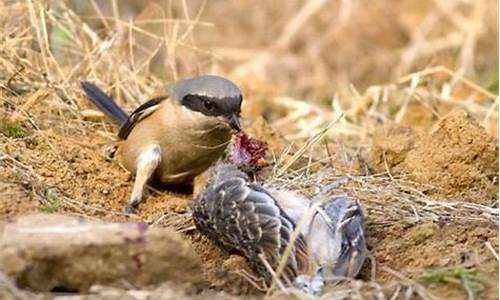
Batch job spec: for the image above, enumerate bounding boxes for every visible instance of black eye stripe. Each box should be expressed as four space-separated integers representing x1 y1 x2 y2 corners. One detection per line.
181 94 242 117
203 99 214 110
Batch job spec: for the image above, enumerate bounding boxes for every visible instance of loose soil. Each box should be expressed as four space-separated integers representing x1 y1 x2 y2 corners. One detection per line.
0 95 498 299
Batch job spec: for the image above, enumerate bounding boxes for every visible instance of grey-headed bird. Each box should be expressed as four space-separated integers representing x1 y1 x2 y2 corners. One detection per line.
192 163 366 294
81 75 242 213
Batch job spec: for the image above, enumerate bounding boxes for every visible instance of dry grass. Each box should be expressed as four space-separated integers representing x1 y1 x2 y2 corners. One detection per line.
0 1 498 299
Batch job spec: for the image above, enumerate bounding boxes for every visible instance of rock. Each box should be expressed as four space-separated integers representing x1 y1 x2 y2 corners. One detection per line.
0 214 204 292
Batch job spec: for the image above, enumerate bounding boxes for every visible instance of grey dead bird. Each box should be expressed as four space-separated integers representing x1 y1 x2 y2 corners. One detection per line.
269 188 367 294
81 75 243 214
192 163 311 286
192 163 367 294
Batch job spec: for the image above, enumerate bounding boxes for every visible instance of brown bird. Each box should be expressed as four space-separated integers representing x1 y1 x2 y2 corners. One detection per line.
81 75 242 213
193 163 366 294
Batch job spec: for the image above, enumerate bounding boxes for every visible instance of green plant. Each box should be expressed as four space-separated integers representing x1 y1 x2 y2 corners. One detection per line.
0 117 30 138
486 75 498 95
39 189 62 213
419 266 485 299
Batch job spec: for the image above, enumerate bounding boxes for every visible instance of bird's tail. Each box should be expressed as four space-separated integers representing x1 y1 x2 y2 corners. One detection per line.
80 81 129 126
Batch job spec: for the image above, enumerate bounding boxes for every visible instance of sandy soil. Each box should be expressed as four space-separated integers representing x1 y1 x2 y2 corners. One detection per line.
0 1 497 299
0 94 498 299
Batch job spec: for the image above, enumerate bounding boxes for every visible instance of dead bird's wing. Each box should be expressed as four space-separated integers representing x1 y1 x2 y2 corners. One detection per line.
193 174 310 284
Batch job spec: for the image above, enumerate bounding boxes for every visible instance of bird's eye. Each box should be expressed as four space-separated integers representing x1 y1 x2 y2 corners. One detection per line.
203 100 213 110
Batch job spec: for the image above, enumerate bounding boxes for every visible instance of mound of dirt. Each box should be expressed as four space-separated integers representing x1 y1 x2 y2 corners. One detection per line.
370 221 499 299
368 110 498 203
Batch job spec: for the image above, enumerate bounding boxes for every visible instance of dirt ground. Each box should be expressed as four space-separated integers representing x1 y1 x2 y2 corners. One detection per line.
0 92 498 299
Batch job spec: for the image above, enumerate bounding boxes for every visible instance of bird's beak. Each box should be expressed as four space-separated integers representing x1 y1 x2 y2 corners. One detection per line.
229 114 242 131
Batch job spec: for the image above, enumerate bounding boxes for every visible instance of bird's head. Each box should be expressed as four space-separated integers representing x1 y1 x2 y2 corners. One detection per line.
171 75 243 131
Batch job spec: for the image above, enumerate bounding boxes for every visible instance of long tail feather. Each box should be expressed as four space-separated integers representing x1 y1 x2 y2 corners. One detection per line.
80 81 129 125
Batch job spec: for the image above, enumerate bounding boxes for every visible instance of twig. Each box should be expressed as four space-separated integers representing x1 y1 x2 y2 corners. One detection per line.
484 242 498 261
398 66 498 101
275 0 328 49
276 114 343 177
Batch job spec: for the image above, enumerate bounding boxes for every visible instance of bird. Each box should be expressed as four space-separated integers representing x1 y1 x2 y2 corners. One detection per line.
270 188 367 293
192 162 311 285
81 75 243 214
192 162 367 294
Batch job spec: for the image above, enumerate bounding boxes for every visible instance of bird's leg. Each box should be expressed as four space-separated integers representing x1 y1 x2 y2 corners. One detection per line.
125 144 162 214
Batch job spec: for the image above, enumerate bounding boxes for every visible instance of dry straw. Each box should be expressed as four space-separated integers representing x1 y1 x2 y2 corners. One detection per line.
0 1 497 299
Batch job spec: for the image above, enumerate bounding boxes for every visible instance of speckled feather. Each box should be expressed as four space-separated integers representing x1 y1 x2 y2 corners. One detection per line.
192 163 310 283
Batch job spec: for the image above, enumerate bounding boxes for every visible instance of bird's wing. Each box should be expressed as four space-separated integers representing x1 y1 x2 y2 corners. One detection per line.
323 197 367 277
117 95 168 139
193 177 310 284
